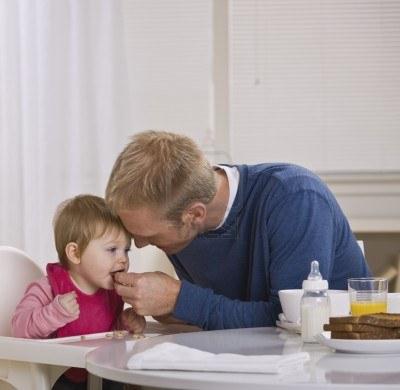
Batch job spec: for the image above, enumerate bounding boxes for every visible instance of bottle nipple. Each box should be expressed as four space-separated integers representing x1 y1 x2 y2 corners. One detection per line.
303 259 328 291
307 260 322 281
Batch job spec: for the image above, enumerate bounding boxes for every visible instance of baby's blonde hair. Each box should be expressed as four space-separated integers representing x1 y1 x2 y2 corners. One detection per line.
53 194 130 267
105 131 216 222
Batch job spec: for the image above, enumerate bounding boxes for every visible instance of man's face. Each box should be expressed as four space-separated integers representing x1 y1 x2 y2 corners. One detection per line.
118 208 196 255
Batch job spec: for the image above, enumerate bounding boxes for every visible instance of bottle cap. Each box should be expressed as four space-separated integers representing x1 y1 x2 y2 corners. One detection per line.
302 260 328 290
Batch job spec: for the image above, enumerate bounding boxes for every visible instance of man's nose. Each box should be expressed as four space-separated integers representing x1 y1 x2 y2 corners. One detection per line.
134 237 150 248
115 251 129 271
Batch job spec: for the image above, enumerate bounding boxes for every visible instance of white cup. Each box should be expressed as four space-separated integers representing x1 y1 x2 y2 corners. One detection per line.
278 289 350 323
388 293 400 313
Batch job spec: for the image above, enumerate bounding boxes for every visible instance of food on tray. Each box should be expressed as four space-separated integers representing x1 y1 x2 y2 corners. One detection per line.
325 313 400 339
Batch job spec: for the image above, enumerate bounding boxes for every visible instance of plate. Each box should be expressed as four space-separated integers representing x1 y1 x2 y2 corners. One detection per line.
316 331 400 354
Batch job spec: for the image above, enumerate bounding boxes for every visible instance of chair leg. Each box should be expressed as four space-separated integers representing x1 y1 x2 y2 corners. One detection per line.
48 365 69 388
88 373 103 390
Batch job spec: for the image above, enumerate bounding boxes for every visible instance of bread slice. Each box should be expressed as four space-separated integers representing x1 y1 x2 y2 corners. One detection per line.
329 313 400 328
331 330 400 340
323 323 396 332
358 313 400 328
326 313 400 339
329 316 360 325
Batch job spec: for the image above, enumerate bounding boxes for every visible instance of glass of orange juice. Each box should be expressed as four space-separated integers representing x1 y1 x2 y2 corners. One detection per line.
348 277 388 316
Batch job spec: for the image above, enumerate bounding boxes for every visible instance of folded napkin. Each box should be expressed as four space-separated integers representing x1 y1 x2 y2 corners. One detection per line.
127 342 309 374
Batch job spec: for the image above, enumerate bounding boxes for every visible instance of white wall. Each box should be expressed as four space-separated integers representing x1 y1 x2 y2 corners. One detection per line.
130 246 176 277
122 0 213 147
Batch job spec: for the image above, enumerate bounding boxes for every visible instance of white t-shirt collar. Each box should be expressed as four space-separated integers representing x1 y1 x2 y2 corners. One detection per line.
213 165 240 230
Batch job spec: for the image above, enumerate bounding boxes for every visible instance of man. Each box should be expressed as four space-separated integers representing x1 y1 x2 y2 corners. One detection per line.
106 131 370 330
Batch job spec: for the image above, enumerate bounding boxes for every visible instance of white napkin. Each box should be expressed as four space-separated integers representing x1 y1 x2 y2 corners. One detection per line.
127 342 309 374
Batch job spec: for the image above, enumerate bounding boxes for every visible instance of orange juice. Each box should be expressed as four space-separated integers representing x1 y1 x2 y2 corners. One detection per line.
350 301 387 316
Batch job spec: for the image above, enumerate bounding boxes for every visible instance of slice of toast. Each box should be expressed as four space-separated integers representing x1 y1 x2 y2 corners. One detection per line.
329 316 360 325
323 323 397 332
331 330 400 340
329 313 400 328
358 313 400 328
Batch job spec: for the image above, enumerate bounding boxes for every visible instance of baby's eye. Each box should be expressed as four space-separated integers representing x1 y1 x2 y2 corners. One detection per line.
107 247 117 253
125 248 131 254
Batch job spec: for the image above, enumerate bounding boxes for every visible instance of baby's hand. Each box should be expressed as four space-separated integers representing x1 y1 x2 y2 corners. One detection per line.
119 307 146 334
59 291 80 318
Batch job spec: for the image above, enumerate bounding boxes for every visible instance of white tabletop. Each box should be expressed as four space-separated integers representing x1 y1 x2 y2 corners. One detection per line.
86 326 400 390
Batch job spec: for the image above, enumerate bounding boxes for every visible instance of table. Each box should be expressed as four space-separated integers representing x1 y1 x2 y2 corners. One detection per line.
86 327 400 390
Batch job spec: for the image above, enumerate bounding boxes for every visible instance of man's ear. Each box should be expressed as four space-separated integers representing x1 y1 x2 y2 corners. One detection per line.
183 202 207 226
65 242 81 265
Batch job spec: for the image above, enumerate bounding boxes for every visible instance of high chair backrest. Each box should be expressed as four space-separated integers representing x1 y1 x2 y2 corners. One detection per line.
0 246 44 336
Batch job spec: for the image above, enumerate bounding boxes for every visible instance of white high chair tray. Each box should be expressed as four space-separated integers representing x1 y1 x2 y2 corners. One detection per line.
0 333 112 368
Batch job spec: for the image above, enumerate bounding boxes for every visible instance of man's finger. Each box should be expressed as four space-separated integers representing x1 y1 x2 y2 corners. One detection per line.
114 282 136 298
114 271 137 286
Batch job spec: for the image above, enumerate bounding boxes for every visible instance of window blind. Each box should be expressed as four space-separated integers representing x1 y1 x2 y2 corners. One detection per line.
229 0 400 172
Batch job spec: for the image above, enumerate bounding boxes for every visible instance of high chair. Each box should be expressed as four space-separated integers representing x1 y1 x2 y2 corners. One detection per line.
0 246 102 389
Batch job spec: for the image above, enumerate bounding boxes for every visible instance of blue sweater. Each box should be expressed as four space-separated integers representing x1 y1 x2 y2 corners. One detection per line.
169 164 370 330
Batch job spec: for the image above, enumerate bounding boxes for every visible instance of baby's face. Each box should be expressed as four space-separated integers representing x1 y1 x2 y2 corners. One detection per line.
73 228 131 293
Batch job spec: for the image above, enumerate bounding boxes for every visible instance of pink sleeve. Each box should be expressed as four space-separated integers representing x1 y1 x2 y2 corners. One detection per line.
11 276 76 338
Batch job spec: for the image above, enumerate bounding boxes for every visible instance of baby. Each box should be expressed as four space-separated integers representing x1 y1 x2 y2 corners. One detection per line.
12 194 145 389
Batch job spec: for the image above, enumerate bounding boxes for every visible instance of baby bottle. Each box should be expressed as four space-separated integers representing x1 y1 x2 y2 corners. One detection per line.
301 260 330 343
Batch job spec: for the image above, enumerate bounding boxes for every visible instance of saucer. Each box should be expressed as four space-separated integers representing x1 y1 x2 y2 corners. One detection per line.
276 313 301 333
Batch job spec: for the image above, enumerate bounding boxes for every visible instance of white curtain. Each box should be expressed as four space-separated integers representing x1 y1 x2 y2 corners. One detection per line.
0 0 133 265
0 0 208 277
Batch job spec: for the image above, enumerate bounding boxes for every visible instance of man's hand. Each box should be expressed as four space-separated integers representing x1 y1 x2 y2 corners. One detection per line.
58 291 80 318
114 271 181 317
118 307 146 334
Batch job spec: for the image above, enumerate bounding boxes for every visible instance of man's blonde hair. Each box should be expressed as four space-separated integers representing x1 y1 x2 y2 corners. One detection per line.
105 131 216 222
53 194 130 267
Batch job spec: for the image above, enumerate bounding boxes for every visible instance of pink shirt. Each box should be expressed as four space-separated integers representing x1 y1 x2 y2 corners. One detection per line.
12 264 125 384
11 264 124 339
46 263 123 338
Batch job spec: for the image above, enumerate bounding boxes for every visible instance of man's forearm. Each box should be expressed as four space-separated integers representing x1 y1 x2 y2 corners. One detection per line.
173 279 281 330
152 314 186 324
